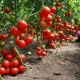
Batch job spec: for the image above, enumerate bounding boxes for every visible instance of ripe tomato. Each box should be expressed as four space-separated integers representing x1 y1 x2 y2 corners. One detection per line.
45 14 52 23
12 59 19 67
5 67 10 75
41 51 46 57
49 33 55 40
18 65 26 72
0 34 7 41
20 28 27 33
17 20 28 31
56 2 61 7
65 11 71 17
49 43 56 49
50 6 56 13
2 60 10 68
10 26 20 36
42 29 51 36
24 36 33 45
36 51 41 56
42 6 51 15
1 49 9 56
16 54 26 62
5 54 13 61
40 20 47 28
5 7 10 13
0 66 6 75
17 40 26 48
10 67 19 75
36 47 41 51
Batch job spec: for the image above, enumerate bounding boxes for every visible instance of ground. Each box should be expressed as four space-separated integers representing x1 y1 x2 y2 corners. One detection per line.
2 39 80 80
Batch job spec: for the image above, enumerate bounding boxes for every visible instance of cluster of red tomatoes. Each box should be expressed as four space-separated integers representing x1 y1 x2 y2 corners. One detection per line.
39 6 56 28
36 46 47 56
0 47 26 75
10 20 33 48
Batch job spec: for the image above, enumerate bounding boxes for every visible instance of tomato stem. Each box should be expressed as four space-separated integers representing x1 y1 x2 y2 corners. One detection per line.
0 75 3 80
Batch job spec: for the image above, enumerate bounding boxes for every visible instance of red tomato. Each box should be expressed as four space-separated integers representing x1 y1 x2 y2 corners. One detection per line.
5 54 13 61
45 14 52 23
17 20 28 31
12 59 19 67
49 43 56 49
65 11 71 17
17 40 26 48
36 47 41 51
43 35 49 40
56 15 61 19
0 66 6 75
0 34 7 41
49 33 55 40
41 51 46 57
56 2 61 7
1 48 9 56
56 19 62 23
2 60 10 68
10 67 19 75
18 65 26 72
40 20 47 28
5 67 10 75
16 54 26 62
42 29 51 36
5 7 10 13
24 36 33 45
36 51 41 56
20 28 27 33
42 6 51 16
50 6 56 13
10 26 20 36
11 52 17 58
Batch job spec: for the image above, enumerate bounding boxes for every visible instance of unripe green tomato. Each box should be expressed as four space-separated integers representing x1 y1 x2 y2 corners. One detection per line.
27 51 32 55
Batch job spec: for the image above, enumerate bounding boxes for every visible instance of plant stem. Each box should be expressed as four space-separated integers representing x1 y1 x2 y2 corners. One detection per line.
24 0 44 21
14 0 17 23
14 46 25 65
0 75 3 80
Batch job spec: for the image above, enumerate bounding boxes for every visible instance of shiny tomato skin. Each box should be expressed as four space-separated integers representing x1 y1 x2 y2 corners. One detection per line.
18 65 26 72
40 20 47 28
42 6 51 15
1 48 9 56
42 29 51 36
10 67 19 75
17 40 26 48
41 51 46 57
5 54 13 61
49 33 55 40
10 26 20 36
24 36 33 45
45 14 52 23
17 20 28 30
0 34 7 41
2 60 10 68
12 59 19 67
0 66 6 75
36 51 41 56
50 6 56 13
5 67 10 75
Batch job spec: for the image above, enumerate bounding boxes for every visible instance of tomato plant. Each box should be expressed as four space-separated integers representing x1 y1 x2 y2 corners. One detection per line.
0 0 80 79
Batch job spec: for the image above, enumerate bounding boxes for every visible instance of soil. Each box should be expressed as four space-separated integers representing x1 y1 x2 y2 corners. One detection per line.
2 39 80 80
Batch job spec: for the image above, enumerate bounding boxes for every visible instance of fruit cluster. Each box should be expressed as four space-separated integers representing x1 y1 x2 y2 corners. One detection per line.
39 6 56 28
0 47 26 75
